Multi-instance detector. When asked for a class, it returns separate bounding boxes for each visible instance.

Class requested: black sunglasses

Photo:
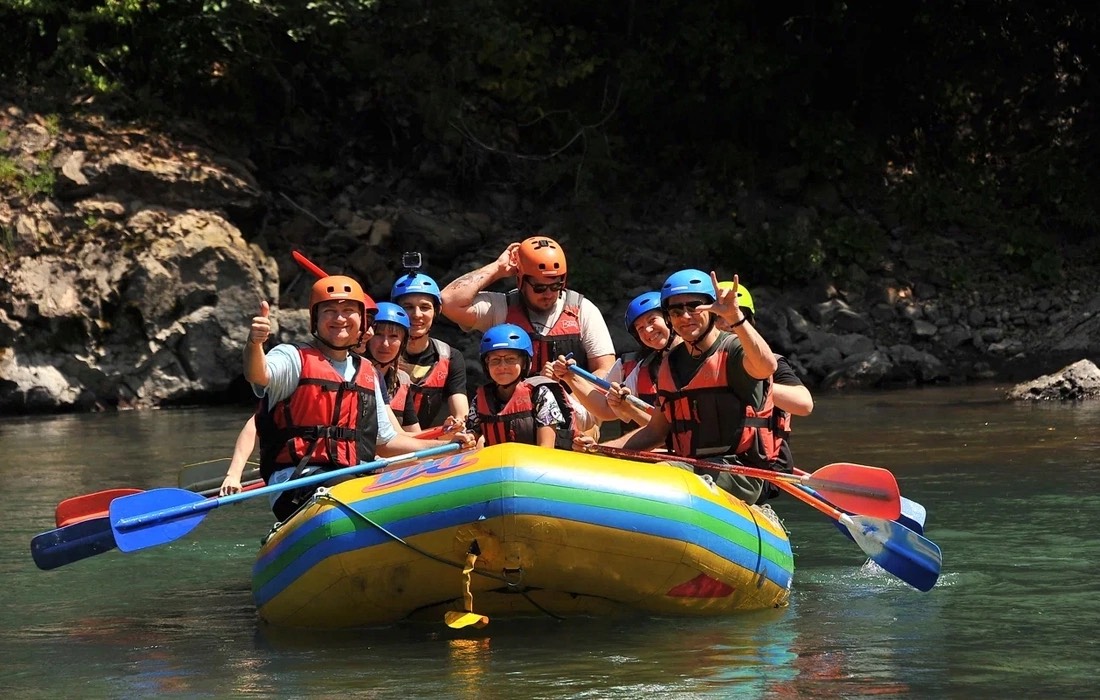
[666,300,707,316]
[525,279,566,294]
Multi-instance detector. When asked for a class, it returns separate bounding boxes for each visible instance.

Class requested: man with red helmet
[242,275,472,521]
[439,236,616,378]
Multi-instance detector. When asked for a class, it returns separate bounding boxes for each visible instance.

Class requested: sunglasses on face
[524,279,566,294]
[666,300,707,318]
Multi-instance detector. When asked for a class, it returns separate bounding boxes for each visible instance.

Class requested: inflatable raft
[252,443,794,628]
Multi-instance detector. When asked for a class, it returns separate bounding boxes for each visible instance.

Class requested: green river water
[2,384,1097,698]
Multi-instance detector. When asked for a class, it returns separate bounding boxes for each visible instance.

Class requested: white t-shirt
[252,343,395,445]
[460,289,616,362]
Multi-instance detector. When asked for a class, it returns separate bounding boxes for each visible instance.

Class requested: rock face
[1006,359,1100,401]
[0,212,281,411]
[0,102,283,411]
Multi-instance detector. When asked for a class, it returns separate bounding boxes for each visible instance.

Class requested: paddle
[773,478,942,592]
[567,362,930,530]
[34,477,269,570]
[292,249,328,278]
[592,445,902,521]
[109,443,462,553]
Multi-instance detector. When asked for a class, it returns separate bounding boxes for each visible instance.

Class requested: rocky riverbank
[3,99,1099,413]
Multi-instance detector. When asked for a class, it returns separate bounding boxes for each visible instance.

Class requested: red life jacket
[474,376,574,449]
[405,338,453,427]
[505,288,588,375]
[256,345,379,483]
[655,333,783,469]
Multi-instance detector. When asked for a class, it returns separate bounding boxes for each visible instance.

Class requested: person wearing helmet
[576,270,782,505]
[467,323,574,449]
[439,235,616,378]
[714,280,814,502]
[362,302,419,430]
[242,275,473,521]
[547,290,678,429]
[390,272,469,430]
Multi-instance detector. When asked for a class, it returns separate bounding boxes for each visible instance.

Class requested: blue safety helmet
[390,273,442,306]
[624,291,662,336]
[479,323,534,359]
[372,302,411,331]
[660,268,716,307]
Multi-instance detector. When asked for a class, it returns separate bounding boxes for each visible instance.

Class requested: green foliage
[0,0,1095,286]
[0,156,18,187]
[20,167,55,197]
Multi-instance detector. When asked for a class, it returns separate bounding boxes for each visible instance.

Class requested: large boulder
[0,211,279,411]
[1006,359,1100,401]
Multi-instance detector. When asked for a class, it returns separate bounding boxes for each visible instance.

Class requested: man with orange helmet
[439,236,616,378]
[242,274,473,521]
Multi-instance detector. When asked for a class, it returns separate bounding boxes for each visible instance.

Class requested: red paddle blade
[804,463,901,520]
[55,488,144,528]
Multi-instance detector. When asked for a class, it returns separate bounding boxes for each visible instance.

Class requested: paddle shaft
[596,445,835,491]
[114,443,461,532]
[565,361,655,413]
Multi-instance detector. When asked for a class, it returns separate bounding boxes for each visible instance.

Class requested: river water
[2,384,1097,698]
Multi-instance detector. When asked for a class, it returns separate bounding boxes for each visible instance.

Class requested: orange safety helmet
[516,236,567,278]
[309,275,377,347]
[309,275,377,313]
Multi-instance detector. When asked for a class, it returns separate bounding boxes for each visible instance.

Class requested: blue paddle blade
[31,518,118,570]
[845,514,943,592]
[110,488,209,553]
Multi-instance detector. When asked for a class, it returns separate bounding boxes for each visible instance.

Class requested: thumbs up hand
[249,300,272,346]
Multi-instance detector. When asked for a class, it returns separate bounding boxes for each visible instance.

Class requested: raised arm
[704,272,777,380]
[440,243,519,329]
[243,301,272,386]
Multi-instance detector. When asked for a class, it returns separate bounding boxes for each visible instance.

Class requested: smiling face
[397,293,436,340]
[664,293,711,343]
[484,349,526,386]
[315,299,363,348]
[367,322,406,365]
[519,273,566,312]
[632,309,671,351]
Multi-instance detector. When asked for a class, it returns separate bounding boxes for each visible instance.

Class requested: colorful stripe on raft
[253,443,794,628]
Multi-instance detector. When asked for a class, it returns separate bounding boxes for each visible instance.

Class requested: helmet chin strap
[683,316,716,357]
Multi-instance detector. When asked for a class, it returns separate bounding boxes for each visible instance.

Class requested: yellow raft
[252,443,794,628]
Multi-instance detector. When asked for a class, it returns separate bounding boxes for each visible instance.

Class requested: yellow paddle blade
[444,611,489,629]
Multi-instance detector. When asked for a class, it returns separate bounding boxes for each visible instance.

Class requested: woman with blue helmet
[548,290,677,429]
[468,323,574,450]
[363,302,418,429]
[391,272,469,430]
[576,269,783,506]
